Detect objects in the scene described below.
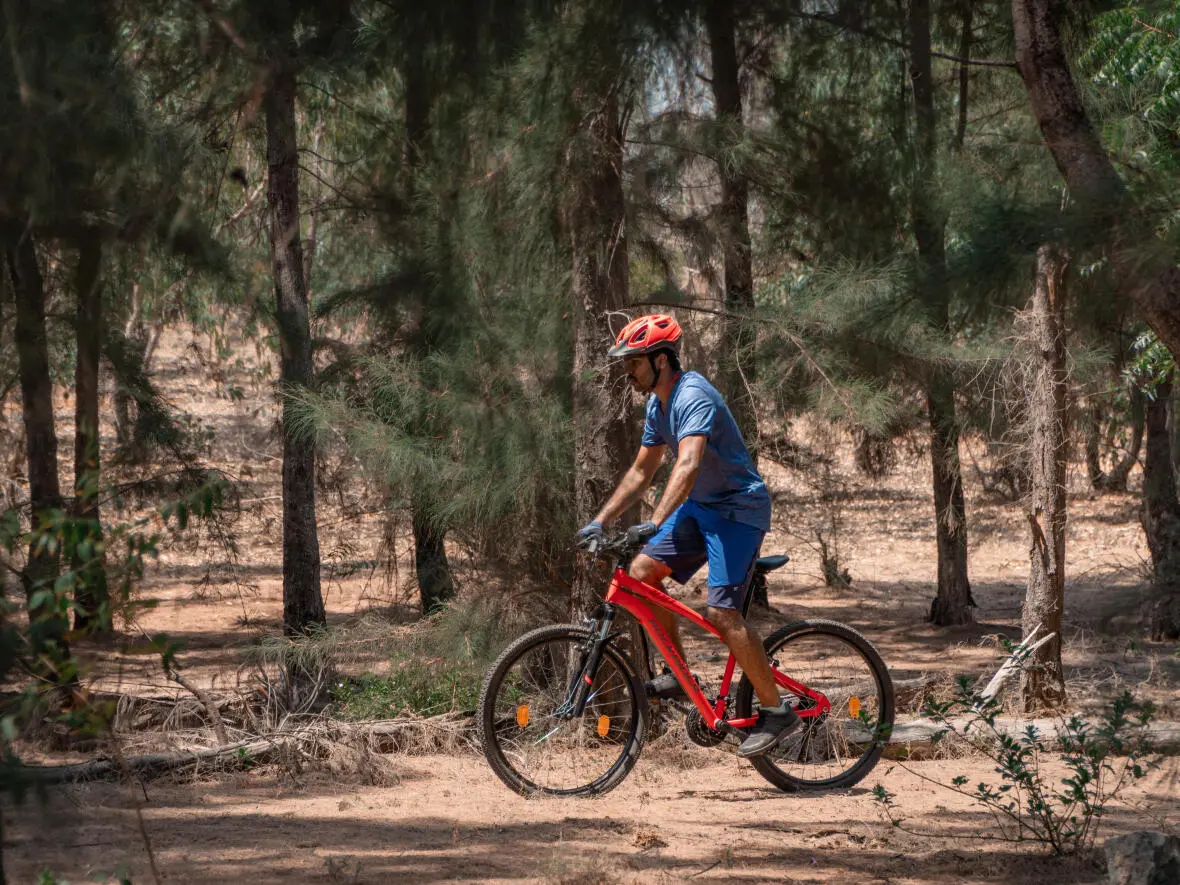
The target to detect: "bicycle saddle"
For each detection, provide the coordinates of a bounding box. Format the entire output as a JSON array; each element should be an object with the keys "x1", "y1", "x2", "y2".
[{"x1": 754, "y1": 554, "x2": 789, "y2": 572}]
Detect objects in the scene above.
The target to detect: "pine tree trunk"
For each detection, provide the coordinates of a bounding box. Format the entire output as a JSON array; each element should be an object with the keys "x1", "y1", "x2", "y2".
[
  {"x1": 911, "y1": 0, "x2": 973, "y2": 625},
  {"x1": 7, "y1": 234, "x2": 69, "y2": 655},
  {"x1": 1012, "y1": 0, "x2": 1180, "y2": 358},
  {"x1": 402, "y1": 63, "x2": 457, "y2": 614},
  {"x1": 413, "y1": 502, "x2": 454, "y2": 614},
  {"x1": 569, "y1": 91, "x2": 638, "y2": 619},
  {"x1": 1021, "y1": 245, "x2": 1068, "y2": 711},
  {"x1": 954, "y1": 1, "x2": 972, "y2": 150},
  {"x1": 1141, "y1": 374, "x2": 1180, "y2": 640},
  {"x1": 113, "y1": 283, "x2": 139, "y2": 449},
  {"x1": 72, "y1": 238, "x2": 109, "y2": 634},
  {"x1": 265, "y1": 67, "x2": 326, "y2": 635},
  {"x1": 706, "y1": 0, "x2": 757, "y2": 453},
  {"x1": 927, "y1": 383, "x2": 973, "y2": 624}
]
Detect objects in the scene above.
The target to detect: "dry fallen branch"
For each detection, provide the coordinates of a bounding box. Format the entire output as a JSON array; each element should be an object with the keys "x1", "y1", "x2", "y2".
[
  {"x1": 28, "y1": 711, "x2": 476, "y2": 784},
  {"x1": 170, "y1": 671, "x2": 231, "y2": 746},
  {"x1": 33, "y1": 736, "x2": 286, "y2": 784},
  {"x1": 883, "y1": 718, "x2": 1180, "y2": 757},
  {"x1": 977, "y1": 623, "x2": 1056, "y2": 707}
]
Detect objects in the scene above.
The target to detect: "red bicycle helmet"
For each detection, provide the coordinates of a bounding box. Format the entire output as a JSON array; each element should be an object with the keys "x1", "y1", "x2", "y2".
[{"x1": 608, "y1": 314, "x2": 683, "y2": 359}]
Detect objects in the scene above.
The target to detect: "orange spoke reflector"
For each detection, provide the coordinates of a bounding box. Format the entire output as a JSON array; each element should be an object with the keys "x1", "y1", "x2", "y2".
[
  {"x1": 516, "y1": 705, "x2": 529, "y2": 727},
  {"x1": 597, "y1": 715, "x2": 610, "y2": 737},
  {"x1": 849, "y1": 696, "x2": 861, "y2": 718}
]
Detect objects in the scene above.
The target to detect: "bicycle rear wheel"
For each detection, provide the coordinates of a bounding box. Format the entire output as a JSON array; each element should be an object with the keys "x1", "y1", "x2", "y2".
[
  {"x1": 478, "y1": 625, "x2": 646, "y2": 797},
  {"x1": 735, "y1": 620, "x2": 894, "y2": 792}
]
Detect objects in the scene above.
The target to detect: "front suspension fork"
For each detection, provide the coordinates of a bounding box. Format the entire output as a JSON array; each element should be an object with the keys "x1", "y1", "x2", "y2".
[{"x1": 556, "y1": 604, "x2": 617, "y2": 718}]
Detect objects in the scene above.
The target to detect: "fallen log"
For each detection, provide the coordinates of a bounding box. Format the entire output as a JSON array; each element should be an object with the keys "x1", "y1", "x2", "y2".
[
  {"x1": 883, "y1": 717, "x2": 1180, "y2": 756},
  {"x1": 31, "y1": 736, "x2": 284, "y2": 784},
  {"x1": 27, "y1": 712, "x2": 476, "y2": 784}
]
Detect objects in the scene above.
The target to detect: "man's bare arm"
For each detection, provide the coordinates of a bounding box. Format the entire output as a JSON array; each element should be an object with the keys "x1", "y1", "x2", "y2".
[
  {"x1": 593, "y1": 444, "x2": 666, "y2": 525},
  {"x1": 651, "y1": 434, "x2": 705, "y2": 525}
]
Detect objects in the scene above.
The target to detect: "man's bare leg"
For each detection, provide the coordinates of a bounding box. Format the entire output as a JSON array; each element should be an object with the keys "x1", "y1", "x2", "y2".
[
  {"x1": 708, "y1": 607, "x2": 780, "y2": 707},
  {"x1": 629, "y1": 554, "x2": 687, "y2": 664}
]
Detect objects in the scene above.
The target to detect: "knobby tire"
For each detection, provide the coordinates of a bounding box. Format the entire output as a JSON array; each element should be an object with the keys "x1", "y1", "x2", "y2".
[
  {"x1": 735, "y1": 619, "x2": 894, "y2": 792},
  {"x1": 478, "y1": 624, "x2": 647, "y2": 797}
]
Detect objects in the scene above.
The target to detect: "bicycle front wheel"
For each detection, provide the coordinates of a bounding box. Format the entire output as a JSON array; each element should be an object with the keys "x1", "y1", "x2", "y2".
[
  {"x1": 735, "y1": 620, "x2": 894, "y2": 792},
  {"x1": 478, "y1": 625, "x2": 646, "y2": 797}
]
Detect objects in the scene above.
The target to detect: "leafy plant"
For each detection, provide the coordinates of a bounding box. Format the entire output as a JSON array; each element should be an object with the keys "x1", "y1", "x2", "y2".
[
  {"x1": 328, "y1": 661, "x2": 481, "y2": 721},
  {"x1": 0, "y1": 477, "x2": 231, "y2": 798},
  {"x1": 1125, "y1": 330, "x2": 1175, "y2": 400},
  {"x1": 872, "y1": 679, "x2": 1158, "y2": 855}
]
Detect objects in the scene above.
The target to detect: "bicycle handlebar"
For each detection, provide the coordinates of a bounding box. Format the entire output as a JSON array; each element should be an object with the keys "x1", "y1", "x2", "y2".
[{"x1": 579, "y1": 532, "x2": 645, "y2": 559}]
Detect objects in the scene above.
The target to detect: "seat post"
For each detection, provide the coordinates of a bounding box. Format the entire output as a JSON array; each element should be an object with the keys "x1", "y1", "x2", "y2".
[{"x1": 740, "y1": 549, "x2": 763, "y2": 620}]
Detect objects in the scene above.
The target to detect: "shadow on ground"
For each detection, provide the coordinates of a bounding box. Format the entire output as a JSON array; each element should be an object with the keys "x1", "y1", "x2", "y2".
[{"x1": 3, "y1": 770, "x2": 1124, "y2": 885}]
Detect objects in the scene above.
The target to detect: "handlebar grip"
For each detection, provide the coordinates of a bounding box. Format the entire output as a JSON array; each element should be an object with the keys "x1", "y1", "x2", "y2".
[{"x1": 586, "y1": 537, "x2": 600, "y2": 556}]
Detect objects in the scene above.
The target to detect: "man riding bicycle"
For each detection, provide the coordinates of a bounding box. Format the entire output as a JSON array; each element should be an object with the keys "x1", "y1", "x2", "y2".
[{"x1": 577, "y1": 313, "x2": 800, "y2": 758}]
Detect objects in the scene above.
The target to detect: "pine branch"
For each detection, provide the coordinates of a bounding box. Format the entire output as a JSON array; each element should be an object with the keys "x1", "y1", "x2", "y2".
[
  {"x1": 191, "y1": 0, "x2": 255, "y2": 62},
  {"x1": 1134, "y1": 17, "x2": 1175, "y2": 39},
  {"x1": 789, "y1": 11, "x2": 1019, "y2": 70},
  {"x1": 298, "y1": 80, "x2": 401, "y2": 138}
]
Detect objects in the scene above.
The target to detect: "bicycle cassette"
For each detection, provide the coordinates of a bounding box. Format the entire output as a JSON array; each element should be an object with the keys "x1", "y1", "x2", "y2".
[{"x1": 684, "y1": 708, "x2": 727, "y2": 748}]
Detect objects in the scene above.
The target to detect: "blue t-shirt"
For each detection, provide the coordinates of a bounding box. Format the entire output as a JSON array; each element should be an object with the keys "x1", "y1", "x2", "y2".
[{"x1": 641, "y1": 371, "x2": 772, "y2": 531}]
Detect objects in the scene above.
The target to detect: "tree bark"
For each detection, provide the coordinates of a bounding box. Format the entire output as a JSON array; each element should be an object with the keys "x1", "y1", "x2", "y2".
[
  {"x1": 706, "y1": 0, "x2": 757, "y2": 453},
  {"x1": 1012, "y1": 0, "x2": 1180, "y2": 358},
  {"x1": 1021, "y1": 245, "x2": 1068, "y2": 711},
  {"x1": 1141, "y1": 374, "x2": 1180, "y2": 640},
  {"x1": 413, "y1": 501, "x2": 454, "y2": 614},
  {"x1": 72, "y1": 238, "x2": 109, "y2": 633},
  {"x1": 569, "y1": 91, "x2": 639, "y2": 619},
  {"x1": 402, "y1": 63, "x2": 457, "y2": 614},
  {"x1": 265, "y1": 67, "x2": 326, "y2": 635},
  {"x1": 7, "y1": 233, "x2": 69, "y2": 656},
  {"x1": 911, "y1": 0, "x2": 973, "y2": 625},
  {"x1": 113, "y1": 283, "x2": 140, "y2": 450},
  {"x1": 954, "y1": 1, "x2": 972, "y2": 150}
]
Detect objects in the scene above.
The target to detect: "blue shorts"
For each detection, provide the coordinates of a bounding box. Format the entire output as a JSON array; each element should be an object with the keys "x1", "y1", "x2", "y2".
[{"x1": 639, "y1": 500, "x2": 765, "y2": 610}]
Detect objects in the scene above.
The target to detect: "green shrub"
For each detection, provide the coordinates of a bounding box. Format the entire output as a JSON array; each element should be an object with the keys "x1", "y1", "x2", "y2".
[
  {"x1": 328, "y1": 660, "x2": 481, "y2": 720},
  {"x1": 873, "y1": 681, "x2": 1158, "y2": 856}
]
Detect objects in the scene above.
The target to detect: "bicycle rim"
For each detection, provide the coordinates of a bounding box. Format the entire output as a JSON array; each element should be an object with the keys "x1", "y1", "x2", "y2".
[
  {"x1": 478, "y1": 625, "x2": 645, "y2": 797},
  {"x1": 736, "y1": 620, "x2": 894, "y2": 791}
]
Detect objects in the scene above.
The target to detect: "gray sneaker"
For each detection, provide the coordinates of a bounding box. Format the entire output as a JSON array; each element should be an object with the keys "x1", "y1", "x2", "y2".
[{"x1": 737, "y1": 703, "x2": 801, "y2": 758}]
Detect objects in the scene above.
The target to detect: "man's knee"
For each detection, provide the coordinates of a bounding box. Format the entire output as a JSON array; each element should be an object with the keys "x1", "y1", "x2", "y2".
[
  {"x1": 630, "y1": 555, "x2": 669, "y2": 585},
  {"x1": 707, "y1": 606, "x2": 745, "y2": 636}
]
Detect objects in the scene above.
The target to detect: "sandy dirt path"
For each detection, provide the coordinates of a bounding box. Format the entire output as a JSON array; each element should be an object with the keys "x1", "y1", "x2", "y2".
[{"x1": 8, "y1": 750, "x2": 1178, "y2": 884}]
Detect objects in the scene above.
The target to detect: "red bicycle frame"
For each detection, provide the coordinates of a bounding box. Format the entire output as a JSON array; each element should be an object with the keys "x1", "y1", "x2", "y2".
[{"x1": 604, "y1": 567, "x2": 830, "y2": 731}]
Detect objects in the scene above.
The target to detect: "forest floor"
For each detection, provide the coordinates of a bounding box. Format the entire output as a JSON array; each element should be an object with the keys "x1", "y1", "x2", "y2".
[{"x1": 3, "y1": 327, "x2": 1180, "y2": 884}]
